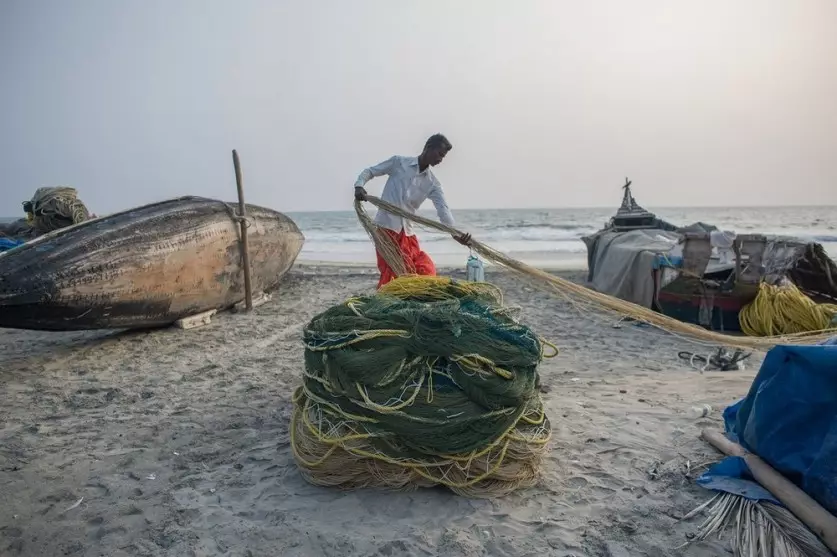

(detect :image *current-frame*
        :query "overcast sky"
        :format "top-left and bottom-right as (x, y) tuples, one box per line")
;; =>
(2, 0), (835, 213)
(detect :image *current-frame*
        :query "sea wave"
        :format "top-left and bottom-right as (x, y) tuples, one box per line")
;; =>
(302, 226), (594, 244)
(301, 230), (837, 247)
(301, 239), (589, 256)
(491, 222), (595, 231)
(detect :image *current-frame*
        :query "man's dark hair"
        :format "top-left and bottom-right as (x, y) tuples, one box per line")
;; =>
(425, 133), (452, 152)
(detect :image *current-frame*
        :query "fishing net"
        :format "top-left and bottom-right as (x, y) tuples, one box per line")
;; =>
(291, 275), (557, 497)
(28, 187), (91, 235)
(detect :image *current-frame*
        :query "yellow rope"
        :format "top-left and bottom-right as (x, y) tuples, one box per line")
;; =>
(304, 328), (410, 351)
(291, 386), (549, 491)
(376, 274), (559, 357)
(740, 282), (837, 337)
(356, 197), (837, 350)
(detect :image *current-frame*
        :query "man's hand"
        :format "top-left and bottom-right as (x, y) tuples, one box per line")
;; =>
(453, 232), (472, 246)
(354, 186), (368, 201)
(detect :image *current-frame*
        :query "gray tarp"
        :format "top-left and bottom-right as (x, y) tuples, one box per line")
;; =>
(583, 229), (681, 308)
(677, 221), (718, 234)
(0, 218), (35, 240)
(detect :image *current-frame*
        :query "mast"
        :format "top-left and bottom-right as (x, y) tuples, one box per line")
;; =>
(610, 178), (657, 230)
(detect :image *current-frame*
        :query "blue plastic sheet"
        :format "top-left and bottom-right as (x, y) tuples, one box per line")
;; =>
(698, 344), (837, 515)
(696, 457), (780, 505)
(0, 238), (24, 252)
(652, 254), (682, 269)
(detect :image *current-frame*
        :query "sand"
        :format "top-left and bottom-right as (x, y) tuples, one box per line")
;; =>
(0, 265), (762, 556)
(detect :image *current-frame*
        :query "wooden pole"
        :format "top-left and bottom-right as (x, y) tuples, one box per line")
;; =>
(232, 149), (253, 311)
(702, 429), (837, 553)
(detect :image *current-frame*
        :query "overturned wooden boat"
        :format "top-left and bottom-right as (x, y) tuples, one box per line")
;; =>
(0, 196), (304, 331)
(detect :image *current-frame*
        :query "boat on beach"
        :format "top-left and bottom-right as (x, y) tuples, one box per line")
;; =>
(582, 180), (837, 332)
(0, 196), (304, 331)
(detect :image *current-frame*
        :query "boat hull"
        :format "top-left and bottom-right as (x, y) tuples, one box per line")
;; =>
(0, 196), (304, 331)
(656, 290), (748, 332)
(655, 272), (757, 332)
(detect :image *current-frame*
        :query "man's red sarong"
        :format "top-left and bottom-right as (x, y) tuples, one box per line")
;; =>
(375, 228), (436, 288)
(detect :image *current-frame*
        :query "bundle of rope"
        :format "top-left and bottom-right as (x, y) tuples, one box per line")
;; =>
(28, 187), (91, 235)
(355, 197), (837, 350)
(291, 275), (556, 497)
(740, 281), (837, 337)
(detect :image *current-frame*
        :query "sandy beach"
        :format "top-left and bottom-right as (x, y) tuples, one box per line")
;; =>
(0, 264), (760, 557)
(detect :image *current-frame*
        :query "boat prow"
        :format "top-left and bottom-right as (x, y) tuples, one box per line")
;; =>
(0, 196), (304, 331)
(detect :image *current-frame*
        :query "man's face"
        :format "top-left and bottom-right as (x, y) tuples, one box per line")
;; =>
(425, 146), (449, 167)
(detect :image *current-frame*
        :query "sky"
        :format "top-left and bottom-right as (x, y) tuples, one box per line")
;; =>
(1, 0), (836, 213)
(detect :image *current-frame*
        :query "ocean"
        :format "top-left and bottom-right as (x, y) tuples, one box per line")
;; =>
(288, 205), (837, 268)
(3, 206), (835, 268)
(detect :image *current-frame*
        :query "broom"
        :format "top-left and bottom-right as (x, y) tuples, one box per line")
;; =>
(681, 492), (832, 556)
(680, 430), (836, 556)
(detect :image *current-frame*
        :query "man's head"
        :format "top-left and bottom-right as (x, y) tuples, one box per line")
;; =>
(421, 133), (452, 167)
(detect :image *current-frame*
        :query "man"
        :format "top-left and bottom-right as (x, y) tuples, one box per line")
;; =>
(354, 133), (471, 288)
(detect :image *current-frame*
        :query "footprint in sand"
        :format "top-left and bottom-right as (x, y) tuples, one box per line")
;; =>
(565, 476), (589, 489)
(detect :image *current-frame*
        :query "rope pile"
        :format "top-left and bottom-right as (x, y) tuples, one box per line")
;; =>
(740, 281), (837, 337)
(355, 197), (837, 350)
(28, 187), (91, 235)
(291, 275), (556, 497)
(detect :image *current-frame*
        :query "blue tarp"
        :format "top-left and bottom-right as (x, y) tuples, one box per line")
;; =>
(697, 344), (837, 516)
(0, 238), (24, 252)
(696, 456), (780, 504)
(652, 254), (682, 270)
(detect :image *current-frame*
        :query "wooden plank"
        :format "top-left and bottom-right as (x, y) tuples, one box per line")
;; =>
(702, 429), (837, 553)
(233, 292), (272, 313)
(173, 309), (217, 330)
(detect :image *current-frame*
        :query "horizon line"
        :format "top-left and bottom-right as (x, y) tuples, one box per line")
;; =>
(285, 203), (837, 214)
(2, 203), (834, 219)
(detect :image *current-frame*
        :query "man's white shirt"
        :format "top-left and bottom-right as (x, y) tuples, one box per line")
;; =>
(354, 155), (454, 236)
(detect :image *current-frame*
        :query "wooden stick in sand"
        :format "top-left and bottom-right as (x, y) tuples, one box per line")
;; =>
(232, 149), (253, 311)
(701, 428), (837, 553)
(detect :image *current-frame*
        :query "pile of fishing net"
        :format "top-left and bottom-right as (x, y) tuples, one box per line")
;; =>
(27, 187), (91, 235)
(2, 187), (92, 241)
(290, 275), (557, 498)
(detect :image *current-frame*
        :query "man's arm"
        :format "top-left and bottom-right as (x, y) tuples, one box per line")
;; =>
(429, 181), (471, 246)
(427, 183), (455, 226)
(354, 156), (397, 200)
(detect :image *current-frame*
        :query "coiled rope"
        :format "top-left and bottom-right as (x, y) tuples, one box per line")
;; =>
(355, 197), (837, 350)
(740, 282), (837, 337)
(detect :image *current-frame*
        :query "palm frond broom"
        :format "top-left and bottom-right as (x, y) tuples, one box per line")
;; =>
(679, 429), (837, 557)
(680, 491), (832, 557)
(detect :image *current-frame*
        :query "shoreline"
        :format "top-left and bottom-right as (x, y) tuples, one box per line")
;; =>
(295, 258), (590, 273)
